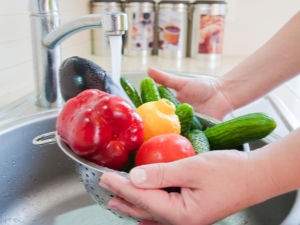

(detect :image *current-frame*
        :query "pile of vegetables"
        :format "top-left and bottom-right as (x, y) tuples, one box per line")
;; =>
(56, 57), (277, 172)
(122, 76), (211, 154)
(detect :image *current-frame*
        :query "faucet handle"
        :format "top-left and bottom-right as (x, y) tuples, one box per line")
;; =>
(101, 12), (128, 36)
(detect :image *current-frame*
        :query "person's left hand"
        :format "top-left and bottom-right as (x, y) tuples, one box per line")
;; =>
(99, 150), (272, 225)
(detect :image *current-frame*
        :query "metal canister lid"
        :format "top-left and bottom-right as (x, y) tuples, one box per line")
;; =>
(192, 0), (227, 14)
(193, 0), (226, 4)
(126, 0), (155, 2)
(92, 0), (122, 2)
(159, 0), (189, 5)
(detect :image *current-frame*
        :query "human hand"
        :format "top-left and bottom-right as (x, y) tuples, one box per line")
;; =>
(148, 67), (233, 120)
(99, 150), (270, 225)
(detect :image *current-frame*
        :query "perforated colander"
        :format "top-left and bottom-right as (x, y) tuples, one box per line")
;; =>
(32, 129), (138, 222)
(32, 112), (249, 222)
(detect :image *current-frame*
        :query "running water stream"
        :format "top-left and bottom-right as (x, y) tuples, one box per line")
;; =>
(109, 36), (122, 86)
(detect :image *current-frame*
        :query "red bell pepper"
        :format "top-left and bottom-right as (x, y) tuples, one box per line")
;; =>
(56, 89), (144, 170)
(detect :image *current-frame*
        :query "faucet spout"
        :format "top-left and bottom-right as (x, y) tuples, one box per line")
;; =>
(28, 0), (127, 109)
(43, 13), (128, 49)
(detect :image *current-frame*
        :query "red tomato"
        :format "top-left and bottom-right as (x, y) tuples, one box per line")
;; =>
(135, 134), (195, 166)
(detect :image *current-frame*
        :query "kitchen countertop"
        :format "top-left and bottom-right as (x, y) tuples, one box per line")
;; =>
(89, 55), (246, 77)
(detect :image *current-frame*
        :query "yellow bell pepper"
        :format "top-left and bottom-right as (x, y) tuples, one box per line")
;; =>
(136, 99), (181, 141)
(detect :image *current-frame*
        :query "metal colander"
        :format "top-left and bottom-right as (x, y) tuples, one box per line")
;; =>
(32, 112), (249, 222)
(32, 130), (138, 222)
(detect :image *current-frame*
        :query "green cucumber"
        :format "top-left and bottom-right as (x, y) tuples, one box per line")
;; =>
(203, 112), (277, 150)
(187, 129), (210, 154)
(175, 103), (194, 136)
(191, 115), (203, 130)
(120, 77), (142, 108)
(158, 85), (203, 131)
(158, 85), (181, 107)
(140, 77), (161, 103)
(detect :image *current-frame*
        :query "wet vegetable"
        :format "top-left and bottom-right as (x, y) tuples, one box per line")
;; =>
(135, 134), (195, 166)
(59, 56), (131, 105)
(136, 99), (181, 141)
(56, 89), (144, 170)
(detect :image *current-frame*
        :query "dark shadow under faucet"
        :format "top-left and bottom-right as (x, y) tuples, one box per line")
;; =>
(28, 0), (127, 108)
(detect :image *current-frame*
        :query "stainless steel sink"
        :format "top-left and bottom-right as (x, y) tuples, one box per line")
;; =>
(0, 72), (299, 225)
(0, 110), (132, 225)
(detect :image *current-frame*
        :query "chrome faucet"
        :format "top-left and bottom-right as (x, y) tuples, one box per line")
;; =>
(28, 0), (127, 109)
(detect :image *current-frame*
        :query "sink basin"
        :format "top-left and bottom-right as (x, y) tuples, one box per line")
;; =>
(0, 72), (299, 225)
(0, 111), (132, 225)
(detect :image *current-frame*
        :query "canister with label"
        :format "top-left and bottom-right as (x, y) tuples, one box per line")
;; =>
(157, 0), (189, 59)
(91, 0), (123, 56)
(190, 0), (227, 61)
(124, 0), (156, 57)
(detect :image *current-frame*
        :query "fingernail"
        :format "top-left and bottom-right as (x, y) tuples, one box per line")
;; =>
(99, 182), (110, 191)
(130, 168), (147, 185)
(108, 202), (120, 212)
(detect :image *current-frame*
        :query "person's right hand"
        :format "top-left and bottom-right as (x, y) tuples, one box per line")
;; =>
(148, 67), (233, 120)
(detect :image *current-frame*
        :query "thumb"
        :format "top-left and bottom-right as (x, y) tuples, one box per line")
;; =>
(147, 67), (188, 91)
(129, 157), (199, 189)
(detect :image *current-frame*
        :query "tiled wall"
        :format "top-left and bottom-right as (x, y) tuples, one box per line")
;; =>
(0, 0), (91, 109)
